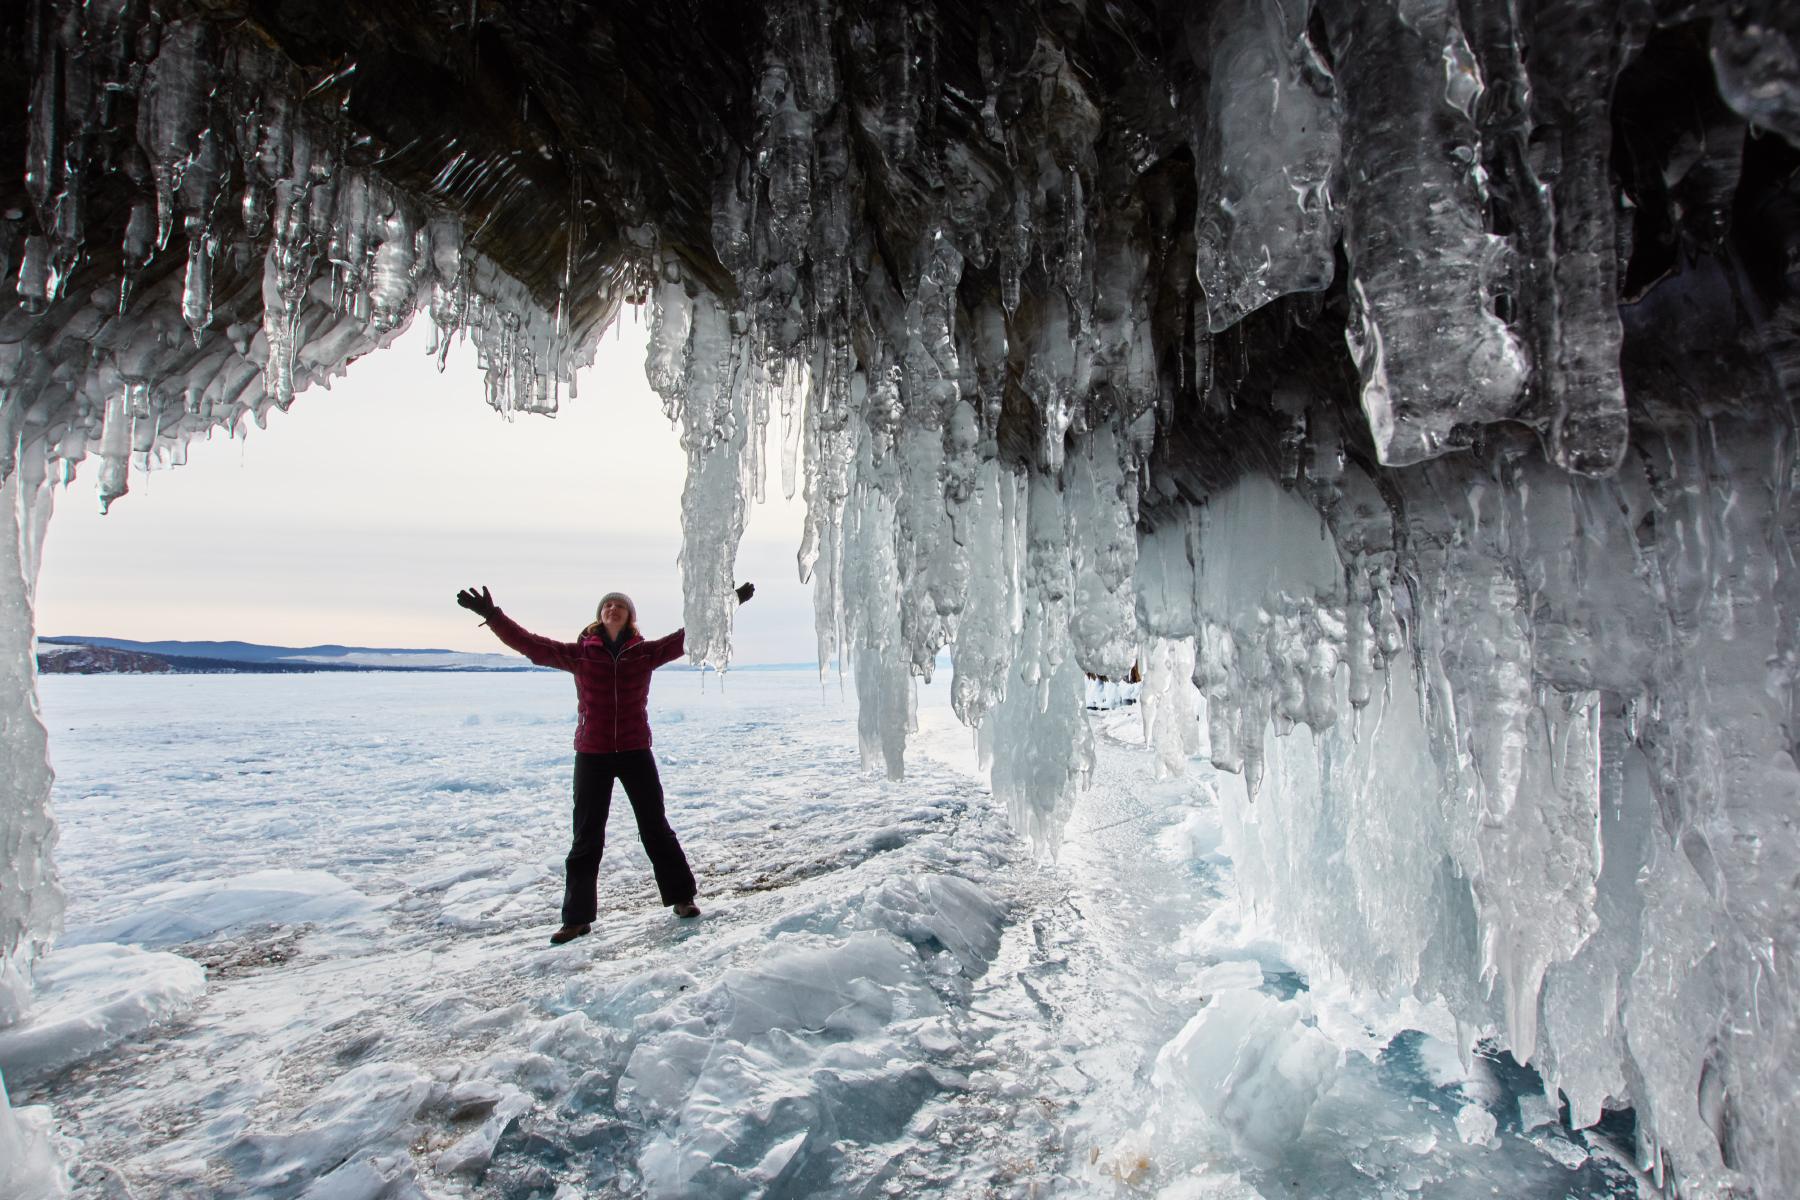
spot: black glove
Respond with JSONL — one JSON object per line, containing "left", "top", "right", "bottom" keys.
{"left": 735, "top": 582, "right": 755, "bottom": 605}
{"left": 456, "top": 586, "right": 498, "bottom": 620}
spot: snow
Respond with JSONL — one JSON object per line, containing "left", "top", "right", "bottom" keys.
{"left": 7, "top": 670, "right": 1647, "bottom": 1198}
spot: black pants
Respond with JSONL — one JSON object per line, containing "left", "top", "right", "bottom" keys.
{"left": 562, "top": 749, "right": 697, "bottom": 924}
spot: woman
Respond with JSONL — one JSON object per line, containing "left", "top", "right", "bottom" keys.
{"left": 455, "top": 581, "right": 754, "bottom": 945}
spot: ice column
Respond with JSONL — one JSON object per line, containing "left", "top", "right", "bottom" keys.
{"left": 987, "top": 472, "right": 1094, "bottom": 851}
{"left": 841, "top": 412, "right": 914, "bottom": 779}
{"left": 1193, "top": 419, "right": 1800, "bottom": 1196}
{"left": 1065, "top": 421, "right": 1140, "bottom": 679}
{"left": 797, "top": 341, "right": 855, "bottom": 675}
{"left": 948, "top": 460, "right": 1020, "bottom": 728}
{"left": 1423, "top": 552, "right": 1602, "bottom": 1063}
{"left": 1140, "top": 636, "right": 1202, "bottom": 780}
{"left": 0, "top": 464, "right": 60, "bottom": 1024}
{"left": 0, "top": 458, "right": 66, "bottom": 1198}
{"left": 892, "top": 233, "right": 968, "bottom": 676}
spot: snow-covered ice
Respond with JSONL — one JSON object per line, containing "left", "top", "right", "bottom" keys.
{"left": 10, "top": 669, "right": 1645, "bottom": 1198}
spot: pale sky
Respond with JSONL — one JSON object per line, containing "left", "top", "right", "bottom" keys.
{"left": 33, "top": 315, "right": 821, "bottom": 664}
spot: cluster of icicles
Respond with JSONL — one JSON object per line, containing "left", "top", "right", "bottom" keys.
{"left": 636, "top": 6, "right": 1795, "bottom": 1200}
{"left": 6, "top": 9, "right": 586, "bottom": 513}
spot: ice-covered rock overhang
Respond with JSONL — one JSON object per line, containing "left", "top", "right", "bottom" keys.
{"left": 0, "top": 0, "right": 1797, "bottom": 1195}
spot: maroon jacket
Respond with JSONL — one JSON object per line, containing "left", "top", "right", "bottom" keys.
{"left": 484, "top": 610, "right": 686, "bottom": 753}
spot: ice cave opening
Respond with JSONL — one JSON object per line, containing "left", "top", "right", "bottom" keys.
{"left": 2, "top": 0, "right": 1799, "bottom": 1196}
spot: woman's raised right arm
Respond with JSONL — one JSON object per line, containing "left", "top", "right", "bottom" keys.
{"left": 456, "top": 586, "right": 582, "bottom": 672}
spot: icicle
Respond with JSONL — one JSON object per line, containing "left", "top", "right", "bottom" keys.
{"left": 0, "top": 462, "right": 64, "bottom": 1032}
{"left": 949, "top": 460, "right": 1017, "bottom": 726}
{"left": 368, "top": 206, "right": 418, "bottom": 332}
{"left": 662, "top": 293, "right": 755, "bottom": 669}
{"left": 844, "top": 444, "right": 912, "bottom": 778}
{"left": 779, "top": 360, "right": 804, "bottom": 501}
{"left": 1190, "top": 0, "right": 1342, "bottom": 331}
{"left": 988, "top": 469, "right": 1092, "bottom": 851}
{"left": 710, "top": 151, "right": 755, "bottom": 284}
{"left": 328, "top": 173, "right": 373, "bottom": 315}
{"left": 94, "top": 386, "right": 132, "bottom": 512}
{"left": 137, "top": 21, "right": 216, "bottom": 254}
{"left": 1320, "top": 0, "right": 1525, "bottom": 466}
{"left": 14, "top": 238, "right": 51, "bottom": 315}
{"left": 1065, "top": 420, "right": 1139, "bottom": 678}
{"left": 1141, "top": 637, "right": 1202, "bottom": 779}
{"left": 180, "top": 230, "right": 215, "bottom": 340}
{"left": 756, "top": 61, "right": 814, "bottom": 257}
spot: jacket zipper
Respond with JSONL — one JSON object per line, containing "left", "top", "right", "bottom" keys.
{"left": 611, "top": 638, "right": 623, "bottom": 749}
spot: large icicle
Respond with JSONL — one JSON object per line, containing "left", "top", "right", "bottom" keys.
{"left": 653, "top": 289, "right": 754, "bottom": 669}
{"left": 1188, "top": 0, "right": 1342, "bottom": 330}
{"left": 986, "top": 471, "right": 1093, "bottom": 851}
{"left": 1321, "top": 0, "right": 1526, "bottom": 465}
{"left": 843, "top": 422, "right": 913, "bottom": 779}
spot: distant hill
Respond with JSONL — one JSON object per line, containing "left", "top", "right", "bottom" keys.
{"left": 37, "top": 636, "right": 541, "bottom": 675}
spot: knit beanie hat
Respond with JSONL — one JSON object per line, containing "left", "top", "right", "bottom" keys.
{"left": 596, "top": 592, "right": 637, "bottom": 625}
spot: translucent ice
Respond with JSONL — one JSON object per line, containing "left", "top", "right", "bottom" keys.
{"left": 59, "top": 868, "right": 375, "bottom": 949}
{"left": 0, "top": 470, "right": 60, "bottom": 1028}
{"left": 1153, "top": 989, "right": 1343, "bottom": 1162}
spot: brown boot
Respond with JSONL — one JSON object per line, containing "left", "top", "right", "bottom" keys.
{"left": 548, "top": 923, "right": 591, "bottom": 945}
{"left": 673, "top": 902, "right": 701, "bottom": 919}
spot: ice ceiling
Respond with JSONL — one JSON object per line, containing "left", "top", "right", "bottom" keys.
{"left": 1, "top": 0, "right": 1798, "bottom": 1196}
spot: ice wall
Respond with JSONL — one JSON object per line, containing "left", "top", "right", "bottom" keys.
{"left": 2, "top": 1, "right": 1798, "bottom": 1196}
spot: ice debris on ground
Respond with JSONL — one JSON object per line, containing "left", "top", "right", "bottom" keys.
{"left": 0, "top": 942, "right": 204, "bottom": 1081}
{"left": 1154, "top": 988, "right": 1344, "bottom": 1163}
{"left": 3, "top": 672, "right": 1655, "bottom": 1198}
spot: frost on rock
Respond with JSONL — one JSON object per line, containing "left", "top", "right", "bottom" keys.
{"left": 3, "top": 1, "right": 1800, "bottom": 1196}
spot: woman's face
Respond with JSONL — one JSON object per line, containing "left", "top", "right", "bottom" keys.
{"left": 599, "top": 598, "right": 632, "bottom": 631}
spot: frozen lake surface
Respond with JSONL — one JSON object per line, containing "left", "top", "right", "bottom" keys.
{"left": 12, "top": 671, "right": 1645, "bottom": 1198}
